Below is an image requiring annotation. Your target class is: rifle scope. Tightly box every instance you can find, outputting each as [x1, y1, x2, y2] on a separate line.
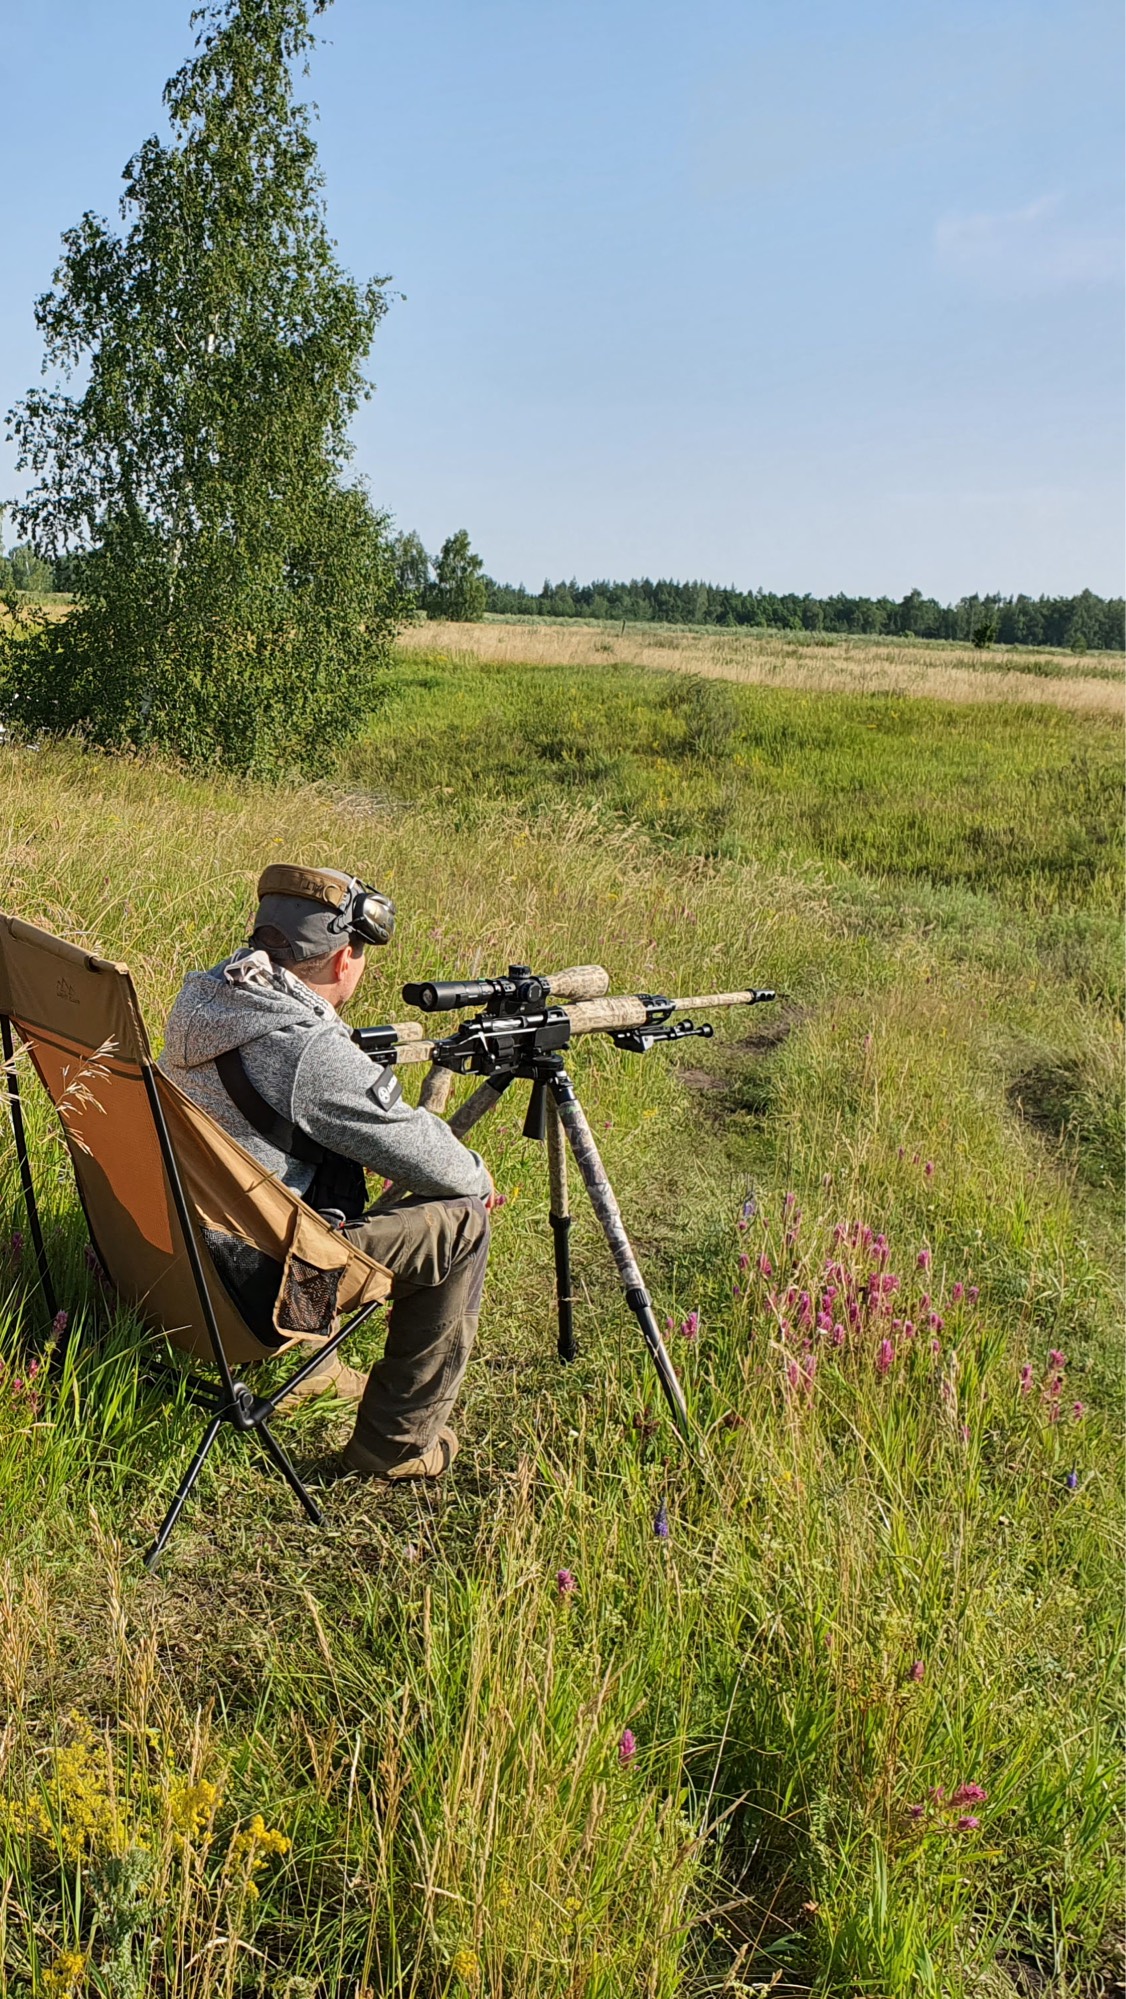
[402, 964, 550, 1014]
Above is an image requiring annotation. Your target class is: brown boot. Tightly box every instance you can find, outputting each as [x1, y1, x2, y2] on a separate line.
[342, 1426, 459, 1482]
[280, 1351, 368, 1409]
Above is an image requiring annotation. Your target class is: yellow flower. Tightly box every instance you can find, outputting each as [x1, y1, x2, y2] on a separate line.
[226, 1813, 291, 1900]
[169, 1778, 219, 1842]
[42, 1952, 87, 1998]
[451, 1946, 480, 1984]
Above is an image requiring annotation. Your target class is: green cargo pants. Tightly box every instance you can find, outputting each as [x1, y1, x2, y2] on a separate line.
[343, 1194, 490, 1461]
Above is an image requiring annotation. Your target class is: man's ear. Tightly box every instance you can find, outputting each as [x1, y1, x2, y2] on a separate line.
[332, 943, 356, 984]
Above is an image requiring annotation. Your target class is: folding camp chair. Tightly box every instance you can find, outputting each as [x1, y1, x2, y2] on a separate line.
[0, 913, 392, 1567]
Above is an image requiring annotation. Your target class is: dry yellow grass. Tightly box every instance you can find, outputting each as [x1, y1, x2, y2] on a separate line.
[401, 617, 1126, 715]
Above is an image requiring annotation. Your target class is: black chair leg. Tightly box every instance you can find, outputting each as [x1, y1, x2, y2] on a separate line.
[144, 1414, 225, 1570]
[257, 1420, 325, 1527]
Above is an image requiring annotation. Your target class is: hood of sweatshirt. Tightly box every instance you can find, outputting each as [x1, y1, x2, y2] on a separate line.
[160, 948, 339, 1071]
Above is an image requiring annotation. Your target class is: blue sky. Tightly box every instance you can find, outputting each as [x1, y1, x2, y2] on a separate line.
[1, 0, 1122, 599]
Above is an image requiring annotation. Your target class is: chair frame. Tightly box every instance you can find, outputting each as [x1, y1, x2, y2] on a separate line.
[1, 1011, 381, 1568]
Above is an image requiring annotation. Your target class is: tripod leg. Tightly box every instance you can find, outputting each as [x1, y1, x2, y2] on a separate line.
[549, 1075, 689, 1437]
[546, 1096, 575, 1362]
[418, 1064, 455, 1116]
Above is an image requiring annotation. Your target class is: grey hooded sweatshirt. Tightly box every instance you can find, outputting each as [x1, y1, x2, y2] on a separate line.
[159, 949, 490, 1203]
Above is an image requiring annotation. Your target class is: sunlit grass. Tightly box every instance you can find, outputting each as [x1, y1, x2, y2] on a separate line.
[401, 617, 1126, 715]
[0, 650, 1120, 1994]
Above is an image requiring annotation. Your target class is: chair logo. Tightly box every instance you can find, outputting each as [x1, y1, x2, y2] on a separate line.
[55, 976, 79, 1004]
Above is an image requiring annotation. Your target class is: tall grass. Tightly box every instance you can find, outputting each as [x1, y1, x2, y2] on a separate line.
[0, 652, 1120, 1994]
[399, 619, 1126, 716]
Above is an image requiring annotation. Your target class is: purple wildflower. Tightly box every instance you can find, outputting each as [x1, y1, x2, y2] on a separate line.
[52, 1310, 68, 1336]
[831, 1324, 845, 1346]
[680, 1311, 699, 1341]
[876, 1338, 895, 1377]
[1048, 1348, 1067, 1368]
[618, 1729, 637, 1767]
[758, 1255, 773, 1277]
[951, 1282, 964, 1303]
[906, 1803, 925, 1819]
[924, 1160, 935, 1178]
[1066, 1468, 1079, 1491]
[9, 1230, 23, 1258]
[738, 1253, 750, 1271]
[654, 1500, 670, 1540]
[916, 1248, 931, 1271]
[952, 1783, 987, 1804]
[1019, 1364, 1033, 1395]
[956, 1815, 980, 1832]
[556, 1569, 576, 1597]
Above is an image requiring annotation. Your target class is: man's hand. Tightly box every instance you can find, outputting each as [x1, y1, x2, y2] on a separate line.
[483, 1173, 506, 1212]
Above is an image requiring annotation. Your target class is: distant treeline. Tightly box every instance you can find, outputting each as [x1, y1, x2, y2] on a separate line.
[484, 577, 1125, 651]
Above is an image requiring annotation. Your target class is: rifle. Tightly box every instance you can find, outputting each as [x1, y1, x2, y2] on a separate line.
[352, 964, 776, 1438]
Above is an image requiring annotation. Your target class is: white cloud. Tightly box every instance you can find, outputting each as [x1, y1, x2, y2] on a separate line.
[935, 194, 1122, 291]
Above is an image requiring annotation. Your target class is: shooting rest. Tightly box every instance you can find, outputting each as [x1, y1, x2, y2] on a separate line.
[0, 914, 392, 1568]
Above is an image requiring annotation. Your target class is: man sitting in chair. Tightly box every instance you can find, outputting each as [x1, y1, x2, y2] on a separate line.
[161, 864, 496, 1483]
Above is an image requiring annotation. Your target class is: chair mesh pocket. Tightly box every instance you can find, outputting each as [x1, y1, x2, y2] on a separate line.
[276, 1255, 342, 1336]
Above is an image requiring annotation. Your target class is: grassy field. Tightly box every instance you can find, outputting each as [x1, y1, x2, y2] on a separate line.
[0, 649, 1121, 1996]
[401, 618, 1126, 717]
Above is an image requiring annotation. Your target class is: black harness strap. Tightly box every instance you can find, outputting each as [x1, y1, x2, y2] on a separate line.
[214, 1048, 326, 1164]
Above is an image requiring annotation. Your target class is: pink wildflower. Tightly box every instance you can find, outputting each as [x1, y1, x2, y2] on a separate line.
[831, 1324, 845, 1346]
[618, 1729, 637, 1767]
[556, 1569, 576, 1597]
[908, 1659, 925, 1682]
[967, 1285, 979, 1303]
[876, 1338, 895, 1377]
[952, 1783, 987, 1804]
[1048, 1349, 1067, 1368]
[924, 1160, 934, 1178]
[951, 1281, 964, 1303]
[917, 1249, 931, 1271]
[758, 1255, 773, 1277]
[906, 1803, 925, 1819]
[681, 1310, 700, 1340]
[1019, 1365, 1033, 1395]
[956, 1815, 980, 1832]
[51, 1311, 68, 1335]
[738, 1252, 749, 1271]
[1072, 1401, 1085, 1420]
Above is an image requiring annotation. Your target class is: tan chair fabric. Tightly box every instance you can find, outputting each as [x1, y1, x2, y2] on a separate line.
[0, 914, 391, 1365]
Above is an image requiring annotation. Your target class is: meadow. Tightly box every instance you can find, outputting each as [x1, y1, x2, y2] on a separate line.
[0, 647, 1121, 1997]
[400, 618, 1126, 718]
